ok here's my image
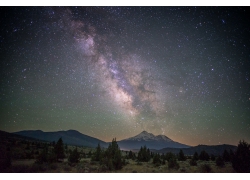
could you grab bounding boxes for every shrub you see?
[49,163,58,170]
[162,159,166,165]
[168,157,179,169]
[63,164,72,171]
[179,167,186,172]
[165,152,176,161]
[135,161,141,165]
[30,163,47,172]
[189,158,197,166]
[36,145,48,164]
[216,156,225,167]
[11,165,30,173]
[199,164,212,173]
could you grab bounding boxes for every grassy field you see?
[6,157,235,173]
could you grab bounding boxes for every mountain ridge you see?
[117,130,190,150]
[12,129,236,152]
[14,129,108,148]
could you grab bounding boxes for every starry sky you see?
[0,6,250,146]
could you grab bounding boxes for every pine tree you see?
[165,152,176,162]
[229,149,234,162]
[199,150,209,161]
[92,143,102,161]
[128,150,135,160]
[137,145,151,162]
[88,150,92,157]
[100,138,123,170]
[193,151,199,161]
[153,153,162,166]
[54,138,65,161]
[178,149,186,161]
[0,148,12,172]
[222,149,230,162]
[68,147,80,164]
[232,140,250,173]
[210,154,216,161]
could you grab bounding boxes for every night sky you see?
[1,7,250,146]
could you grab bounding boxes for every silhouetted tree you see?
[100,138,123,170]
[68,147,80,164]
[91,143,103,161]
[229,149,234,162]
[232,140,250,173]
[165,152,176,162]
[193,152,199,161]
[153,153,162,166]
[150,152,154,158]
[161,153,165,159]
[178,149,186,161]
[81,151,86,158]
[88,150,92,157]
[199,150,209,161]
[52,141,55,147]
[222,149,230,162]
[0,148,11,172]
[36,144,49,164]
[137,145,151,162]
[128,150,136,160]
[210,154,216,161]
[54,138,65,161]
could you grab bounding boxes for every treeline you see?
[90,139,250,172]
[1,137,250,173]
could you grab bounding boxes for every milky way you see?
[0,7,250,145]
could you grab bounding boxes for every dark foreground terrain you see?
[0,130,248,173]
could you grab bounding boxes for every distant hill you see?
[150,144,237,156]
[0,130,42,142]
[13,130,108,148]
[117,131,190,150]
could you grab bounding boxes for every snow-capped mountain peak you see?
[124,131,172,142]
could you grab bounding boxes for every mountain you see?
[151,144,237,156]
[117,131,190,150]
[13,130,108,148]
